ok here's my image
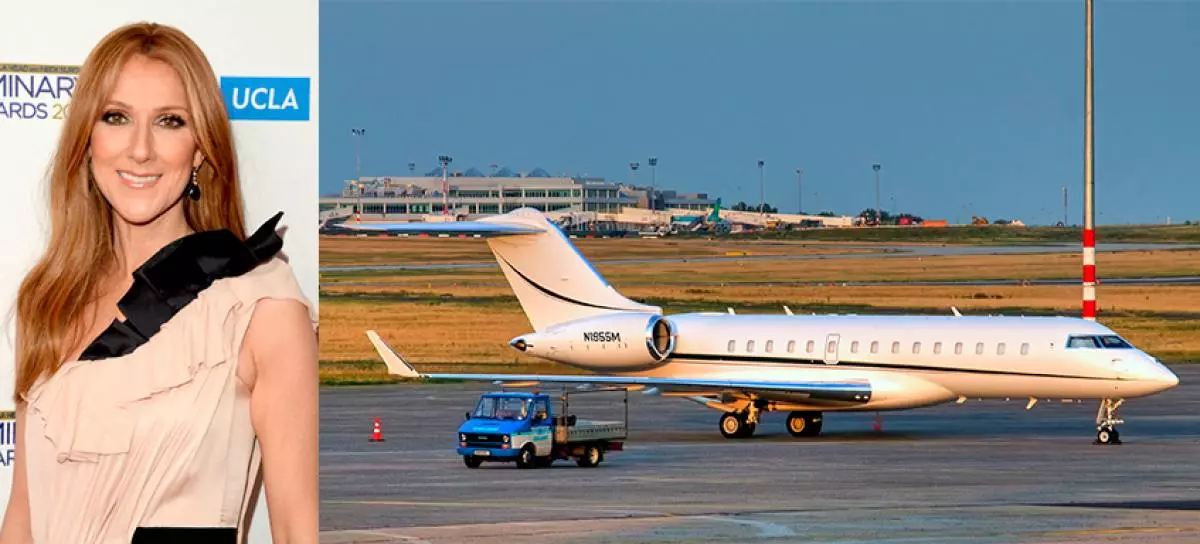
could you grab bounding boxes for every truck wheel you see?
[463,456,482,469]
[516,446,536,469]
[576,445,603,468]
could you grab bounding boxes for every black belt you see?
[131,527,237,543]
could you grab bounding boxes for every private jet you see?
[348,208,1180,444]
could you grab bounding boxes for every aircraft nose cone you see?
[1143,358,1179,391]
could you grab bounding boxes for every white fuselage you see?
[532,313,1178,412]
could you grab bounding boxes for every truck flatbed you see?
[561,420,626,443]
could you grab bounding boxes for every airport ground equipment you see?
[457,388,627,469]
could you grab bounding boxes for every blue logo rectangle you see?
[220,76,310,121]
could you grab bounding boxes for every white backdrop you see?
[0,1,319,541]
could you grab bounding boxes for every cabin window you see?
[765,340,774,353]
[787,340,796,353]
[891,342,900,354]
[747,340,755,352]
[975,342,984,355]
[850,341,860,354]
[870,341,879,354]
[997,343,1006,355]
[806,340,815,353]
[1020,342,1030,355]
[912,342,921,354]
[933,342,942,355]
[954,342,963,355]
[827,340,837,353]
[727,340,736,353]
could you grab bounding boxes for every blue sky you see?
[319,1,1199,225]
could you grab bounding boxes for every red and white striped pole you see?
[1082,0,1096,321]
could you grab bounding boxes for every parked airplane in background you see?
[347,208,1179,444]
[670,198,725,233]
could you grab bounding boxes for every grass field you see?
[318,237,1200,384]
[699,223,1200,244]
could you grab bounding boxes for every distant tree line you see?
[857,208,923,225]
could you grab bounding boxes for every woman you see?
[0,22,317,544]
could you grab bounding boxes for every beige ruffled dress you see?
[19,214,314,544]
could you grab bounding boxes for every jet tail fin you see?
[344,208,660,331]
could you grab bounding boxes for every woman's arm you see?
[244,298,318,543]
[0,406,33,544]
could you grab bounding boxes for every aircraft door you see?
[824,333,840,365]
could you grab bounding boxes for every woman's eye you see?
[158,114,186,128]
[101,111,128,125]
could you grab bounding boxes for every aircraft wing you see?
[366,331,871,405]
[338,220,544,236]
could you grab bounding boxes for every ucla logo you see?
[220,76,310,121]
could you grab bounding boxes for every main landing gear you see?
[720,411,757,438]
[786,411,822,437]
[719,403,823,439]
[1094,398,1124,445]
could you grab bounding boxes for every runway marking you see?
[322,499,664,517]
[690,515,797,537]
[337,529,433,543]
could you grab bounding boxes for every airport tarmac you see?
[319,365,1200,543]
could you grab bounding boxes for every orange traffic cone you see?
[369,417,385,442]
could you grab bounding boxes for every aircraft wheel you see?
[1095,426,1121,445]
[720,412,747,439]
[787,412,823,437]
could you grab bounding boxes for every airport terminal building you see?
[318,171,717,218]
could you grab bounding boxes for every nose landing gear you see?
[1094,398,1124,445]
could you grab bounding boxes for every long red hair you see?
[14,22,245,404]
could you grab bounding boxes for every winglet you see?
[366,330,421,378]
[951,306,962,317]
[783,305,794,316]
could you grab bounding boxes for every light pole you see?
[648,157,657,210]
[872,163,881,225]
[439,155,453,216]
[629,161,641,208]
[351,128,365,217]
[757,159,765,215]
[1062,185,1068,226]
[795,168,803,214]
[351,128,366,180]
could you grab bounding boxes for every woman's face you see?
[90,54,201,227]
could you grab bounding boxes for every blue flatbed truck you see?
[456,389,628,469]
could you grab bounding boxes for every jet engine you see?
[509,312,676,371]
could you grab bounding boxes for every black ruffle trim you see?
[79,212,284,361]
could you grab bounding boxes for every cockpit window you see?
[1098,335,1132,349]
[1067,335,1100,349]
[1067,335,1133,349]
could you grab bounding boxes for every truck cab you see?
[457,390,626,469]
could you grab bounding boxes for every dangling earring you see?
[187,166,201,201]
